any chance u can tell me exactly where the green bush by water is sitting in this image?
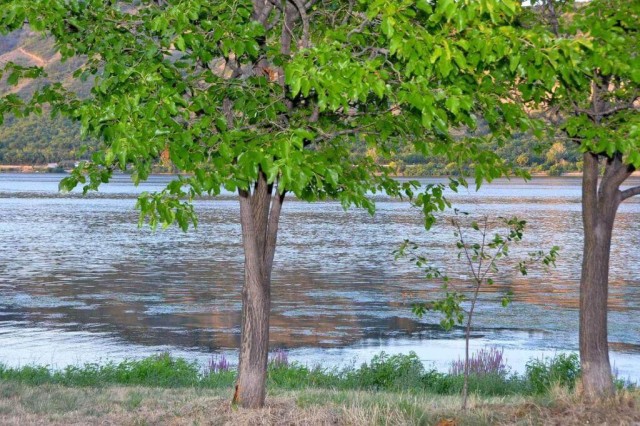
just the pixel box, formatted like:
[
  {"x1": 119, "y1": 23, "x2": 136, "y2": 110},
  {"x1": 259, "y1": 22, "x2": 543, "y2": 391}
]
[
  {"x1": 524, "y1": 353, "x2": 581, "y2": 394},
  {"x1": 346, "y1": 352, "x2": 426, "y2": 390},
  {"x1": 0, "y1": 351, "x2": 612, "y2": 396}
]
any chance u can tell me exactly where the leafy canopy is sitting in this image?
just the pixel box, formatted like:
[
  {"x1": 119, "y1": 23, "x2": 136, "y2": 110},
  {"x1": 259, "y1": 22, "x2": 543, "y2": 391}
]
[
  {"x1": 0, "y1": 0, "x2": 556, "y2": 228},
  {"x1": 525, "y1": 0, "x2": 640, "y2": 166}
]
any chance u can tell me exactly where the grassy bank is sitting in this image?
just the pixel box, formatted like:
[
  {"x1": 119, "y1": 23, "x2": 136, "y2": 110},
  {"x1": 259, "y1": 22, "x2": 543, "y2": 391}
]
[
  {"x1": 0, "y1": 352, "x2": 638, "y2": 424},
  {"x1": 0, "y1": 351, "x2": 590, "y2": 395}
]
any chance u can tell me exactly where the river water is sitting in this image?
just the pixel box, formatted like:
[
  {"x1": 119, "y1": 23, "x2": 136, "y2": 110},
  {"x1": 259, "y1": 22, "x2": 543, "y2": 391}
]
[{"x1": 0, "y1": 173, "x2": 639, "y2": 381}]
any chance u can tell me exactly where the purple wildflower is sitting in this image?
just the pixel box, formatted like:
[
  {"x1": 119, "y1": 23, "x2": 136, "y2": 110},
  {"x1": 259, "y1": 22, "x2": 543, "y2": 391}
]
[
  {"x1": 208, "y1": 354, "x2": 230, "y2": 374},
  {"x1": 270, "y1": 349, "x2": 289, "y2": 368},
  {"x1": 450, "y1": 347, "x2": 508, "y2": 376}
]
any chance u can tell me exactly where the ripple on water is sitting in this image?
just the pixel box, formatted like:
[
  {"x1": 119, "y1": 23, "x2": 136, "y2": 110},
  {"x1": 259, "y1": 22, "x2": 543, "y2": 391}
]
[{"x1": 1, "y1": 175, "x2": 640, "y2": 380}]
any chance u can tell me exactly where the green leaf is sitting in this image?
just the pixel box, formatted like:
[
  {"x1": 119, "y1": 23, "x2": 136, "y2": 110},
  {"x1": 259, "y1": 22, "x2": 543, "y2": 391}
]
[
  {"x1": 7, "y1": 71, "x2": 20, "y2": 86},
  {"x1": 174, "y1": 36, "x2": 186, "y2": 51},
  {"x1": 381, "y1": 16, "x2": 395, "y2": 38},
  {"x1": 445, "y1": 96, "x2": 460, "y2": 115}
]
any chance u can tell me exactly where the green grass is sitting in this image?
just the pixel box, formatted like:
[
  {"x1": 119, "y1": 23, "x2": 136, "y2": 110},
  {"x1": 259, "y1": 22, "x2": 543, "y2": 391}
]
[
  {"x1": 0, "y1": 353, "x2": 203, "y2": 388},
  {"x1": 0, "y1": 350, "x2": 618, "y2": 399}
]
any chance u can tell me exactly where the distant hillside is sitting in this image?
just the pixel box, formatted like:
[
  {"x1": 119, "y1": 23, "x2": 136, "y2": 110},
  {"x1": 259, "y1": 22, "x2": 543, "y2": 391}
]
[{"x1": 0, "y1": 29, "x2": 95, "y2": 165}]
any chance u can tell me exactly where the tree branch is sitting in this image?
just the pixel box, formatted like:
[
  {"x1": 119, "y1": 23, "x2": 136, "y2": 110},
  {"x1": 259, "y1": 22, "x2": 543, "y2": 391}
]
[
  {"x1": 304, "y1": 0, "x2": 319, "y2": 10},
  {"x1": 620, "y1": 185, "x2": 640, "y2": 201},
  {"x1": 265, "y1": 0, "x2": 284, "y2": 12},
  {"x1": 280, "y1": 2, "x2": 297, "y2": 56},
  {"x1": 582, "y1": 152, "x2": 599, "y2": 230},
  {"x1": 252, "y1": 0, "x2": 275, "y2": 26},
  {"x1": 544, "y1": 0, "x2": 560, "y2": 36},
  {"x1": 346, "y1": 14, "x2": 370, "y2": 41},
  {"x1": 453, "y1": 218, "x2": 480, "y2": 284},
  {"x1": 573, "y1": 96, "x2": 639, "y2": 120},
  {"x1": 599, "y1": 152, "x2": 633, "y2": 203},
  {"x1": 265, "y1": 7, "x2": 282, "y2": 31},
  {"x1": 290, "y1": 0, "x2": 310, "y2": 48},
  {"x1": 311, "y1": 127, "x2": 375, "y2": 144},
  {"x1": 476, "y1": 217, "x2": 488, "y2": 281},
  {"x1": 340, "y1": 0, "x2": 355, "y2": 26}
]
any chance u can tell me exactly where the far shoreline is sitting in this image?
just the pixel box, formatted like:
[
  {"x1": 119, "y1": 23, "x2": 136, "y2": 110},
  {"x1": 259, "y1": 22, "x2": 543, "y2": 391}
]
[{"x1": 2, "y1": 164, "x2": 640, "y2": 178}]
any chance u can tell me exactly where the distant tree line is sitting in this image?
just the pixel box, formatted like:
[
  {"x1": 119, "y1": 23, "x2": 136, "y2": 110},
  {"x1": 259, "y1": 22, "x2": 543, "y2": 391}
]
[
  {"x1": 0, "y1": 114, "x2": 580, "y2": 175},
  {"x1": 394, "y1": 135, "x2": 582, "y2": 177},
  {"x1": 0, "y1": 114, "x2": 95, "y2": 164}
]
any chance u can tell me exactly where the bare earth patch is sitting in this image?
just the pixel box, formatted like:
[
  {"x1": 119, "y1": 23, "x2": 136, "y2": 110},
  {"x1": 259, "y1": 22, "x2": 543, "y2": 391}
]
[{"x1": 0, "y1": 383, "x2": 638, "y2": 425}]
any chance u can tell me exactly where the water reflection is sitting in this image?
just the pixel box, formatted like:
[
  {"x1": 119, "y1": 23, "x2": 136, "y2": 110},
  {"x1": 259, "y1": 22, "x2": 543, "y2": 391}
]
[{"x1": 0, "y1": 175, "x2": 639, "y2": 380}]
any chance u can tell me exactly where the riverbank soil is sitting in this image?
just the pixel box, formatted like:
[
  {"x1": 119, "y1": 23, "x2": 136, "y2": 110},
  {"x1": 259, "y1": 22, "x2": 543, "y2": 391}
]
[{"x1": 0, "y1": 383, "x2": 638, "y2": 425}]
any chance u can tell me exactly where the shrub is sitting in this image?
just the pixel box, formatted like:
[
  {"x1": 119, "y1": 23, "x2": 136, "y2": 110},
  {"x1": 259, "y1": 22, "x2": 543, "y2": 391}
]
[
  {"x1": 421, "y1": 368, "x2": 527, "y2": 396},
  {"x1": 104, "y1": 353, "x2": 201, "y2": 387},
  {"x1": 0, "y1": 353, "x2": 201, "y2": 387},
  {"x1": 525, "y1": 353, "x2": 580, "y2": 394},
  {"x1": 347, "y1": 352, "x2": 425, "y2": 391},
  {"x1": 266, "y1": 360, "x2": 347, "y2": 390}
]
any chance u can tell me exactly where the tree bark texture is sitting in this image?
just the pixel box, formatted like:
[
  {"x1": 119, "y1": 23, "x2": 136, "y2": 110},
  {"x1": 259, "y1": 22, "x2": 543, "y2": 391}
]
[
  {"x1": 231, "y1": 0, "x2": 296, "y2": 408},
  {"x1": 579, "y1": 152, "x2": 632, "y2": 398},
  {"x1": 233, "y1": 171, "x2": 285, "y2": 408}
]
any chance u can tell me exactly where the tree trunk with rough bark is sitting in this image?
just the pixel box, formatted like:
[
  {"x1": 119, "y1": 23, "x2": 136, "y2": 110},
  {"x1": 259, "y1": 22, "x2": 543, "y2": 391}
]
[
  {"x1": 229, "y1": 0, "x2": 309, "y2": 409},
  {"x1": 579, "y1": 152, "x2": 637, "y2": 398},
  {"x1": 580, "y1": 152, "x2": 615, "y2": 398},
  {"x1": 233, "y1": 170, "x2": 285, "y2": 408}
]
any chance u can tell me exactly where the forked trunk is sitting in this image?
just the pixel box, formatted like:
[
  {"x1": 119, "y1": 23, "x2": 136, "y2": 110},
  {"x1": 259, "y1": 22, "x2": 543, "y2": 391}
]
[
  {"x1": 579, "y1": 152, "x2": 626, "y2": 398},
  {"x1": 231, "y1": 0, "x2": 299, "y2": 409},
  {"x1": 233, "y1": 171, "x2": 284, "y2": 408}
]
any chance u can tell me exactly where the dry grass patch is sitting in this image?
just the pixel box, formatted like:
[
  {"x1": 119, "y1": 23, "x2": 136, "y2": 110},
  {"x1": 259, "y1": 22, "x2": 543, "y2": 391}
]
[
  {"x1": 0, "y1": 383, "x2": 340, "y2": 425},
  {"x1": 0, "y1": 382, "x2": 638, "y2": 425},
  {"x1": 297, "y1": 388, "x2": 640, "y2": 425},
  {"x1": 499, "y1": 389, "x2": 640, "y2": 425},
  {"x1": 302, "y1": 390, "x2": 532, "y2": 425}
]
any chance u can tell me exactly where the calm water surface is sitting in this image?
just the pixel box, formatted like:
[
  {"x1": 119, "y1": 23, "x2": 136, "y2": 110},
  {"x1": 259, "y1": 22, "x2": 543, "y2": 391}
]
[{"x1": 1, "y1": 174, "x2": 639, "y2": 380}]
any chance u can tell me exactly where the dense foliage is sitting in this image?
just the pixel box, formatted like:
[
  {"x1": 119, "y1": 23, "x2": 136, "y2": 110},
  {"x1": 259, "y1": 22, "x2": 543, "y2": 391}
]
[
  {"x1": 1, "y1": 11, "x2": 577, "y2": 174},
  {"x1": 0, "y1": 25, "x2": 574, "y2": 172}
]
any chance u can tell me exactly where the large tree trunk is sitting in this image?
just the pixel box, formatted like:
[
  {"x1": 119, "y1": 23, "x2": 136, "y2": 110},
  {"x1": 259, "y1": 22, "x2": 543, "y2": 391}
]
[
  {"x1": 230, "y1": 0, "x2": 300, "y2": 409},
  {"x1": 233, "y1": 171, "x2": 284, "y2": 408},
  {"x1": 579, "y1": 152, "x2": 628, "y2": 398},
  {"x1": 234, "y1": 236, "x2": 270, "y2": 408}
]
